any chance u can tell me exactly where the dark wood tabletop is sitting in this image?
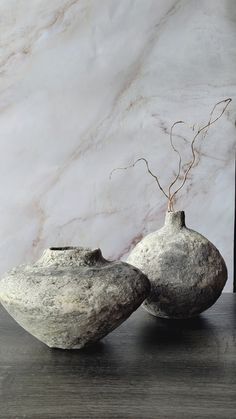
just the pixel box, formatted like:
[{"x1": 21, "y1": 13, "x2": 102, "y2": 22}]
[{"x1": 0, "y1": 293, "x2": 236, "y2": 419}]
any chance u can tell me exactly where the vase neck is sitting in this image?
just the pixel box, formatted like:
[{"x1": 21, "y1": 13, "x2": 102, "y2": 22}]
[
  {"x1": 37, "y1": 247, "x2": 105, "y2": 267},
  {"x1": 164, "y1": 211, "x2": 186, "y2": 231}
]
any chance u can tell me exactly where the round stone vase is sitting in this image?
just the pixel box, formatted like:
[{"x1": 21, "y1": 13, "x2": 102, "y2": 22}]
[
  {"x1": 0, "y1": 247, "x2": 150, "y2": 349},
  {"x1": 127, "y1": 211, "x2": 227, "y2": 319}
]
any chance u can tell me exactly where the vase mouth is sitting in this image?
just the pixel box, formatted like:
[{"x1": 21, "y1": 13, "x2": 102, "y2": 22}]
[
  {"x1": 49, "y1": 246, "x2": 78, "y2": 251},
  {"x1": 37, "y1": 246, "x2": 105, "y2": 267},
  {"x1": 166, "y1": 210, "x2": 184, "y2": 214},
  {"x1": 164, "y1": 210, "x2": 186, "y2": 229}
]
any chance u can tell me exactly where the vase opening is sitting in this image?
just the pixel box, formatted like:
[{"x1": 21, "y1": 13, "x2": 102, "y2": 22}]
[
  {"x1": 38, "y1": 246, "x2": 105, "y2": 267},
  {"x1": 164, "y1": 210, "x2": 186, "y2": 229},
  {"x1": 49, "y1": 247, "x2": 77, "y2": 251}
]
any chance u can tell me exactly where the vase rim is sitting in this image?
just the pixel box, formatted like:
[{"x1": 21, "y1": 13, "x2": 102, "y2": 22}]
[
  {"x1": 37, "y1": 246, "x2": 104, "y2": 266},
  {"x1": 50, "y1": 246, "x2": 77, "y2": 251},
  {"x1": 48, "y1": 246, "x2": 93, "y2": 252},
  {"x1": 164, "y1": 210, "x2": 186, "y2": 229},
  {"x1": 166, "y1": 210, "x2": 185, "y2": 214}
]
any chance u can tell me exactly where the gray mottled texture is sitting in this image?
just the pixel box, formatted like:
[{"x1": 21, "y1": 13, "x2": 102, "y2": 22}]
[
  {"x1": 127, "y1": 211, "x2": 227, "y2": 319},
  {"x1": 0, "y1": 247, "x2": 150, "y2": 349}
]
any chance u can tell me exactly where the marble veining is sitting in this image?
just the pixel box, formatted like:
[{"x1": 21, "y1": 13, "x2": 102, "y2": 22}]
[{"x1": 0, "y1": 0, "x2": 235, "y2": 290}]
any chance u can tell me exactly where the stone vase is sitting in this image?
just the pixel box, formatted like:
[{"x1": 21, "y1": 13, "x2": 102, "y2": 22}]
[
  {"x1": 0, "y1": 247, "x2": 150, "y2": 349},
  {"x1": 127, "y1": 211, "x2": 227, "y2": 319}
]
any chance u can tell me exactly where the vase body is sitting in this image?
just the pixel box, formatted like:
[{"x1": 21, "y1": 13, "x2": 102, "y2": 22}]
[
  {"x1": 0, "y1": 247, "x2": 150, "y2": 348},
  {"x1": 127, "y1": 211, "x2": 227, "y2": 319}
]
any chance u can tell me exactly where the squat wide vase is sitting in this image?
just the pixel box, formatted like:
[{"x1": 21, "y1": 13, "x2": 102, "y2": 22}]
[
  {"x1": 0, "y1": 247, "x2": 150, "y2": 349},
  {"x1": 127, "y1": 211, "x2": 227, "y2": 319}
]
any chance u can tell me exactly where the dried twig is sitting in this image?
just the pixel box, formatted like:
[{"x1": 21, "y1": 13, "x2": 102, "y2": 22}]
[
  {"x1": 109, "y1": 157, "x2": 168, "y2": 199},
  {"x1": 169, "y1": 98, "x2": 232, "y2": 210},
  {"x1": 167, "y1": 121, "x2": 195, "y2": 210},
  {"x1": 109, "y1": 98, "x2": 232, "y2": 212},
  {"x1": 168, "y1": 121, "x2": 184, "y2": 201}
]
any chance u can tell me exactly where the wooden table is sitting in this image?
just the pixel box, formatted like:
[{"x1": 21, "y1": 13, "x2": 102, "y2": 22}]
[{"x1": 0, "y1": 293, "x2": 236, "y2": 419}]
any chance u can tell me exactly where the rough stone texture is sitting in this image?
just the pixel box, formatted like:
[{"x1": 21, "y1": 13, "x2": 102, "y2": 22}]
[
  {"x1": 127, "y1": 211, "x2": 227, "y2": 319},
  {"x1": 0, "y1": 247, "x2": 150, "y2": 349}
]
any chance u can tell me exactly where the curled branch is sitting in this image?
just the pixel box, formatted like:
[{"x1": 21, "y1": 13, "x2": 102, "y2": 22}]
[
  {"x1": 109, "y1": 157, "x2": 168, "y2": 199},
  {"x1": 168, "y1": 121, "x2": 184, "y2": 198},
  {"x1": 109, "y1": 98, "x2": 232, "y2": 212},
  {"x1": 169, "y1": 98, "x2": 232, "y2": 209},
  {"x1": 167, "y1": 121, "x2": 194, "y2": 210}
]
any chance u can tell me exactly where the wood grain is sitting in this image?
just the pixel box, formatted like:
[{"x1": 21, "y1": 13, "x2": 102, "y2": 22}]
[{"x1": 0, "y1": 294, "x2": 236, "y2": 419}]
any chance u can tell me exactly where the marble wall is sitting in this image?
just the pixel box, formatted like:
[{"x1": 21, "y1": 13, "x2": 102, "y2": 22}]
[{"x1": 0, "y1": 0, "x2": 235, "y2": 290}]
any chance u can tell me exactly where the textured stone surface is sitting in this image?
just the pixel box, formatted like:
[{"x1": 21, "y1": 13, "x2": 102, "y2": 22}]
[
  {"x1": 0, "y1": 0, "x2": 235, "y2": 292},
  {"x1": 127, "y1": 211, "x2": 227, "y2": 319},
  {"x1": 0, "y1": 247, "x2": 150, "y2": 349}
]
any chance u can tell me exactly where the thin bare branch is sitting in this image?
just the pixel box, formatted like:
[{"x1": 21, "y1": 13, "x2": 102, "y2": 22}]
[
  {"x1": 109, "y1": 157, "x2": 169, "y2": 199},
  {"x1": 109, "y1": 98, "x2": 232, "y2": 213},
  {"x1": 168, "y1": 121, "x2": 190, "y2": 198},
  {"x1": 168, "y1": 121, "x2": 196, "y2": 211},
  {"x1": 169, "y1": 98, "x2": 231, "y2": 206}
]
